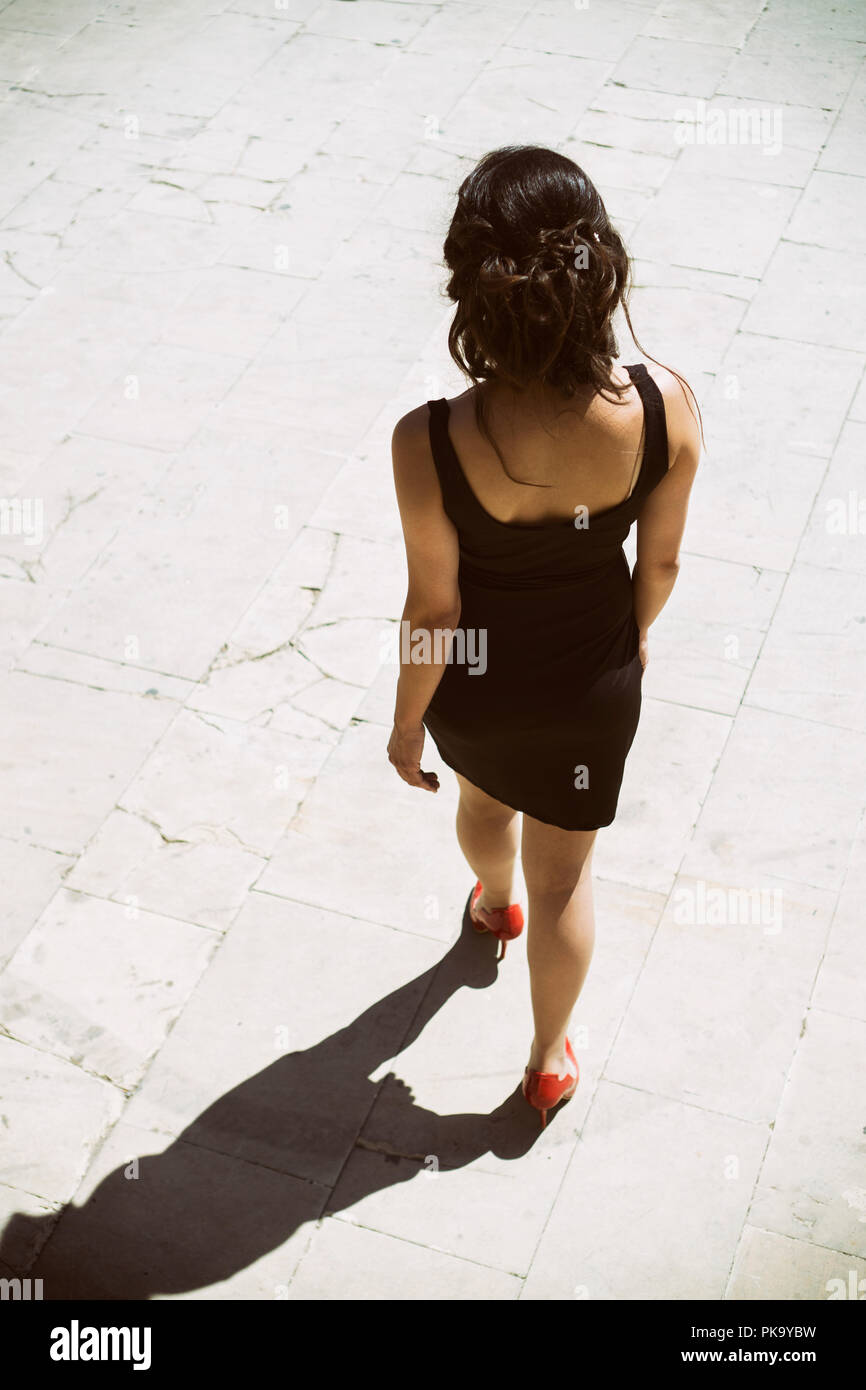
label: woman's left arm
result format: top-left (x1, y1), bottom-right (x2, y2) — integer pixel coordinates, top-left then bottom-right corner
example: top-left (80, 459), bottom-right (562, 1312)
top-left (387, 405), bottom-right (462, 792)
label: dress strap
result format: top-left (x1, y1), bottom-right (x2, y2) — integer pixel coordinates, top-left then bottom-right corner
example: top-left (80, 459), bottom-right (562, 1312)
top-left (426, 397), bottom-right (469, 519)
top-left (626, 363), bottom-right (670, 497)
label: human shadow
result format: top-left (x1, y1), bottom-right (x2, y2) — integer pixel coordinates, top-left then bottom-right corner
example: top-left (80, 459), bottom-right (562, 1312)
top-left (1, 896), bottom-right (553, 1298)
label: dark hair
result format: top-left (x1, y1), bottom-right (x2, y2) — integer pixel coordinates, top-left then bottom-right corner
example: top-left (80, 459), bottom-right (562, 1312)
top-left (442, 144), bottom-right (703, 484)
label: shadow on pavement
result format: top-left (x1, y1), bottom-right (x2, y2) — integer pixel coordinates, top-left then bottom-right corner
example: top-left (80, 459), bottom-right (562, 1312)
top-left (1, 895), bottom-right (558, 1298)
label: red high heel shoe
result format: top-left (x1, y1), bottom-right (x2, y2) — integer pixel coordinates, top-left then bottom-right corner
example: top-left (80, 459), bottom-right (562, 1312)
top-left (522, 1038), bottom-right (579, 1129)
top-left (469, 880), bottom-right (524, 961)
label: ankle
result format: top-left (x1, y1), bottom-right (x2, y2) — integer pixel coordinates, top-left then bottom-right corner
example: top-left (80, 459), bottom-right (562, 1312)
top-left (478, 888), bottom-right (514, 912)
top-left (528, 1037), bottom-right (570, 1072)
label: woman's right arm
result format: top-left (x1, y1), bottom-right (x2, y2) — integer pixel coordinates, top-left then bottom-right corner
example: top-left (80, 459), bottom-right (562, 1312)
top-left (632, 366), bottom-right (702, 663)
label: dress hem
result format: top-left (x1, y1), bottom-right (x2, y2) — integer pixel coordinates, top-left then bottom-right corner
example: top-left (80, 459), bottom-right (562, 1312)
top-left (424, 733), bottom-right (618, 833)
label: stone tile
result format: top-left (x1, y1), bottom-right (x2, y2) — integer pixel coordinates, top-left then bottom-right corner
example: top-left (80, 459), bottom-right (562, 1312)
top-left (156, 263), bottom-right (307, 358)
top-left (0, 837), bottom-right (74, 969)
top-left (288, 252), bottom-right (445, 354)
top-left (522, 1083), bottom-right (766, 1298)
top-left (119, 707), bottom-right (331, 858)
top-left (155, 410), bottom-right (346, 506)
top-left (631, 169), bottom-right (798, 278)
top-left (222, 337), bottom-right (414, 448)
top-left (629, 258), bottom-right (758, 358)
top-left (353, 46), bottom-right (480, 120)
top-left (749, 0), bottom-right (866, 41)
top-left (290, 1215), bottom-right (521, 1298)
top-left (672, 99), bottom-right (835, 187)
top-left (73, 340), bottom-right (249, 452)
top-left (307, 446), bottom-right (404, 548)
top-left (305, 0), bottom-right (436, 44)
top-left (745, 563), bottom-right (866, 731)
top-left (0, 285), bottom-right (166, 454)
top-left (785, 171), bottom-right (866, 256)
top-left (407, 1), bottom-right (524, 60)
top-left (319, 105), bottom-right (426, 182)
top-left (507, 1), bottom-right (649, 63)
top-left (444, 48), bottom-right (609, 150)
top-left (606, 874), bottom-right (833, 1122)
top-left (612, 37), bottom-right (737, 99)
top-left (563, 136), bottom-right (674, 203)
top-left (685, 335), bottom-right (863, 569)
top-left (811, 817), bottom-right (866, 1023)
top-left (577, 90), bottom-right (693, 159)
top-left (13, 644), bottom-right (193, 700)
top-left (0, 888), bottom-right (218, 1090)
top-left (818, 63), bottom-right (866, 177)
top-left (30, 1120), bottom-right (326, 1299)
top-left (749, 1010), bottom-right (866, 1259)
top-left (0, 1034), bottom-right (123, 1205)
top-left (727, 1226), bottom-right (866, 1300)
top-left (642, 0), bottom-right (767, 47)
top-left (797, 422), bottom-right (866, 574)
top-left (0, 433), bottom-right (175, 589)
top-left (37, 476), bottom-right (294, 680)
top-left (0, 579), bottom-right (62, 667)
top-left (62, 206), bottom-right (235, 282)
top-left (0, 444), bottom-right (43, 497)
top-left (0, 1183), bottom-right (61, 1275)
top-left (183, 525), bottom-right (366, 732)
top-left (645, 554), bottom-right (783, 715)
top-left (591, 698), bottom-right (731, 896)
top-left (682, 706), bottom-right (866, 894)
top-left (122, 892), bottom-right (441, 1189)
top-left (220, 163), bottom-right (385, 280)
top-left (718, 32), bottom-right (862, 109)
top-left (0, 671), bottom-right (174, 855)
top-left (743, 242), bottom-right (866, 352)
top-left (849, 372), bottom-right (866, 422)
top-left (64, 808), bottom-right (265, 932)
top-left (0, 23), bottom-right (67, 81)
top-left (256, 719), bottom-right (484, 937)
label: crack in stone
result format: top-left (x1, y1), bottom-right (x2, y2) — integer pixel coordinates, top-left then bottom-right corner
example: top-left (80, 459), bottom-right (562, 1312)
top-left (2, 251), bottom-right (43, 291)
top-left (354, 1137), bottom-right (428, 1163)
top-left (122, 808), bottom-right (192, 847)
top-left (189, 709), bottom-right (226, 734)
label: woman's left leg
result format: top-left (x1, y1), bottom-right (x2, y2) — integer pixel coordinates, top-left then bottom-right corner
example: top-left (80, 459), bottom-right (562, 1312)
top-left (454, 771), bottom-right (520, 910)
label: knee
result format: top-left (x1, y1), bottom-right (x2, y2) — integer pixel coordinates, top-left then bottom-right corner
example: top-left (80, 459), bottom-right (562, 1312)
top-left (524, 855), bottom-right (592, 901)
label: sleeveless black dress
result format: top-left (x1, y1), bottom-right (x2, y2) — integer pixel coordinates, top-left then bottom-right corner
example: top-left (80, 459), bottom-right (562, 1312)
top-left (421, 362), bottom-right (669, 831)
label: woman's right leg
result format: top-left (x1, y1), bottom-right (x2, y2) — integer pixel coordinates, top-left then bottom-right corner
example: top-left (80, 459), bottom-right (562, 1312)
top-left (520, 814), bottom-right (598, 1074)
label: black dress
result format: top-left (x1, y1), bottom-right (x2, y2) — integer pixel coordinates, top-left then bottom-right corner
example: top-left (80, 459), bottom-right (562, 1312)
top-left (421, 362), bottom-right (669, 831)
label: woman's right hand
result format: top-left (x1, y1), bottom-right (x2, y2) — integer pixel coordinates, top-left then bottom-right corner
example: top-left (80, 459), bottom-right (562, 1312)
top-left (638, 629), bottom-right (649, 672)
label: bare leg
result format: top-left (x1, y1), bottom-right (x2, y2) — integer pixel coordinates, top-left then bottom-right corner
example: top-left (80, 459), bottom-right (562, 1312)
top-left (454, 771), bottom-right (520, 911)
top-left (521, 814), bottom-right (598, 1073)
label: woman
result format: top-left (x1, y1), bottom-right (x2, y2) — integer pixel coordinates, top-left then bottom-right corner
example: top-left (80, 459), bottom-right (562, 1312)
top-left (387, 146), bottom-right (701, 1128)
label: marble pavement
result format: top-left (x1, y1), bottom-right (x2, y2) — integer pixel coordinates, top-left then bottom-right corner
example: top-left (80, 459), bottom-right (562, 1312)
top-left (0, 0), bottom-right (864, 1300)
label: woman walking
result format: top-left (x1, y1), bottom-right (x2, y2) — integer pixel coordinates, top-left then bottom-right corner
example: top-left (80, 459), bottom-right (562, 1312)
top-left (387, 146), bottom-right (701, 1127)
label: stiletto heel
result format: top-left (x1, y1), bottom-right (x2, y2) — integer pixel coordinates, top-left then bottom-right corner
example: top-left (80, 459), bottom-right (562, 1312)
top-left (469, 880), bottom-right (524, 960)
top-left (522, 1038), bottom-right (579, 1129)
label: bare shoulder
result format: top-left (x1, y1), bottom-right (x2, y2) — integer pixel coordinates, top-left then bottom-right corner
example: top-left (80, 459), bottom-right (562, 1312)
top-left (391, 401), bottom-right (441, 507)
top-left (644, 361), bottom-right (702, 470)
top-left (391, 402), bottom-right (432, 451)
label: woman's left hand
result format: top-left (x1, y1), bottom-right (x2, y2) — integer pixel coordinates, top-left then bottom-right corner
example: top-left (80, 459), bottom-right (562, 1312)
top-left (387, 723), bottom-right (440, 792)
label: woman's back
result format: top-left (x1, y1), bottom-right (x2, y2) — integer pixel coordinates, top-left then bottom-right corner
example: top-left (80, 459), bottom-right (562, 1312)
top-left (445, 362), bottom-right (653, 528)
